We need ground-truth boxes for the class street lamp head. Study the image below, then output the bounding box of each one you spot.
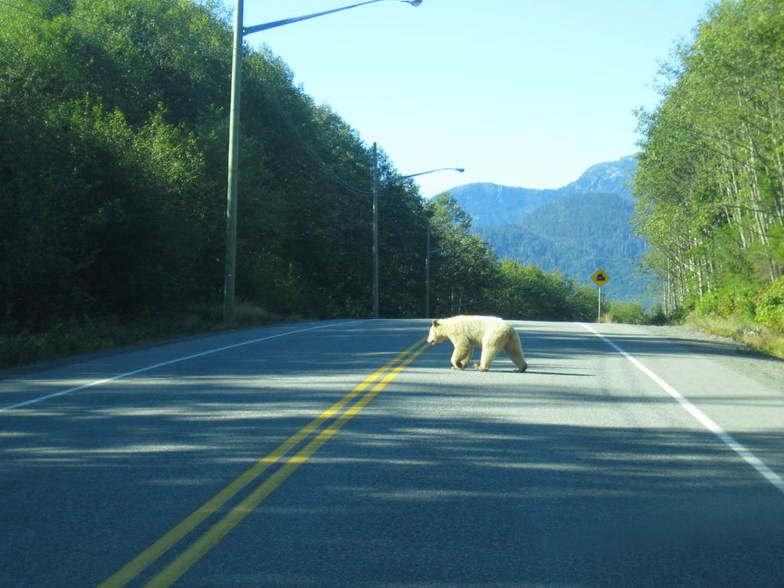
[399,167,465,180]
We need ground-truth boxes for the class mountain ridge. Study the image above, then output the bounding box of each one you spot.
[555,154,637,201]
[437,155,653,304]
[440,154,637,228]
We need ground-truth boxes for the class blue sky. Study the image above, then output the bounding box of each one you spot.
[229,1,711,198]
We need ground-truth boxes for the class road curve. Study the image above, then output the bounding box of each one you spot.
[1,319,783,587]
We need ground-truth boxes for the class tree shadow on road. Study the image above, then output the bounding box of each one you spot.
[2,320,783,587]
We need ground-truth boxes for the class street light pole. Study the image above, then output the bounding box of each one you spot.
[372,164,463,318]
[223,0,243,327]
[425,223,431,317]
[222,0,423,327]
[372,142,380,318]
[417,167,465,317]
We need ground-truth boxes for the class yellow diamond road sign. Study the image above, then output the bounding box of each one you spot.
[591,269,610,288]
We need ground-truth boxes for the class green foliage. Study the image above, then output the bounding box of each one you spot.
[0,0,430,327]
[693,283,758,319]
[0,305,265,369]
[755,277,784,332]
[635,0,784,321]
[494,260,598,321]
[606,301,648,325]
[426,194,501,316]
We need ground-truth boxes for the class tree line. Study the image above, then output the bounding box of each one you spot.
[1,0,600,345]
[634,0,784,333]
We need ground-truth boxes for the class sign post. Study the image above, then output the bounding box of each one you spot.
[591,269,610,322]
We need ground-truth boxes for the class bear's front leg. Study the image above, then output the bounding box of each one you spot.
[450,343,472,370]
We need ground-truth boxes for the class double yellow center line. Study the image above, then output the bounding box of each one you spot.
[100,339,429,588]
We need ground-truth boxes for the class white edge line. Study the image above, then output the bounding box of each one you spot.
[578,322,784,496]
[1,321,358,413]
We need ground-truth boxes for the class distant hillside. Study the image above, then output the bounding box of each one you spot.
[479,192,651,302]
[443,155,638,228]
[440,155,654,304]
[443,184,559,228]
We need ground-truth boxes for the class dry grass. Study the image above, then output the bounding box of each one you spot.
[685,313,784,359]
[0,302,291,370]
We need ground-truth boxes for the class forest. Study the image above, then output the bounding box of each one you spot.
[634,0,784,340]
[478,192,651,303]
[0,0,605,366]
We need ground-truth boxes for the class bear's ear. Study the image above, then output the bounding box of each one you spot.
[432,319,439,327]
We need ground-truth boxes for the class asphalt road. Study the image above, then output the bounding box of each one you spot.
[1,319,783,587]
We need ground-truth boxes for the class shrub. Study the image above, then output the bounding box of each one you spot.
[755,277,784,332]
[695,284,758,319]
[607,301,648,324]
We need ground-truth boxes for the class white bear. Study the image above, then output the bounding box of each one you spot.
[426,315,528,372]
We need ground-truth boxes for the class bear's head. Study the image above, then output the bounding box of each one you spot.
[427,319,448,345]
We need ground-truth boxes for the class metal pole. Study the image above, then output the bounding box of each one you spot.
[222,1,421,326]
[243,0,387,35]
[425,224,431,317]
[223,0,243,327]
[597,286,602,323]
[372,142,379,318]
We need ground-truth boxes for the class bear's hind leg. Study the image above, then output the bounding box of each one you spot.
[476,345,499,371]
[505,337,528,372]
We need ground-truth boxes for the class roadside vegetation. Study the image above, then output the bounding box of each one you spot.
[633,0,784,358]
[0,190,606,369]
[0,302,282,369]
[685,312,784,359]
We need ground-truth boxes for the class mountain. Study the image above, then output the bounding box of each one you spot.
[555,154,637,200]
[440,155,654,305]
[443,155,637,228]
[443,184,560,228]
